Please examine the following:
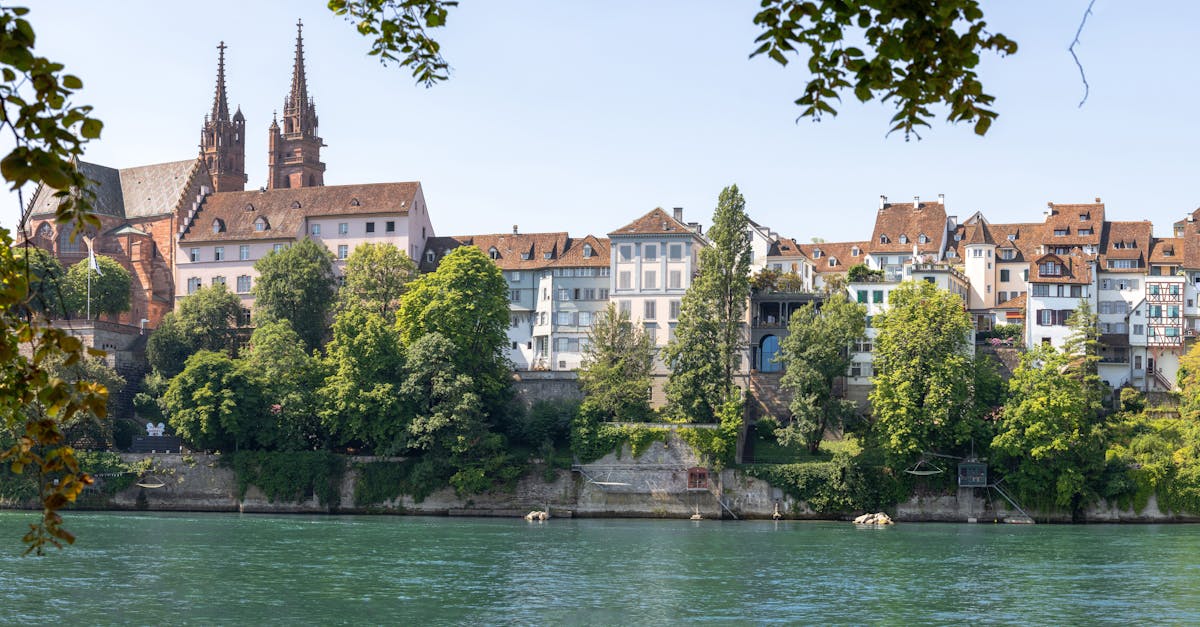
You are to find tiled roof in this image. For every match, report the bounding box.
[1097,220,1152,272]
[993,293,1026,310]
[990,223,1042,262]
[420,232,609,272]
[1030,252,1092,284]
[119,160,205,219]
[25,161,124,219]
[180,182,420,243]
[768,237,810,260]
[609,208,695,237]
[868,201,948,254]
[796,241,870,273]
[964,220,993,245]
[1149,237,1183,264]
[1041,201,1104,247]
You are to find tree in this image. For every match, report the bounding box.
[145,315,193,379]
[1178,341,1200,419]
[402,332,485,454]
[319,305,406,452]
[577,303,654,422]
[31,353,124,450]
[1063,301,1105,407]
[0,5,109,553]
[253,237,336,352]
[333,1,1017,137]
[847,263,883,283]
[776,293,866,453]
[395,246,511,407]
[869,280,980,466]
[162,350,271,452]
[663,184,752,421]
[242,320,326,450]
[145,285,242,378]
[62,254,130,319]
[991,344,1107,514]
[338,242,417,322]
[12,247,66,317]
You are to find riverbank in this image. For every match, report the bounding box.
[4,435,1198,523]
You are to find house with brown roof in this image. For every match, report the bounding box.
[420,229,610,370]
[867,194,954,280]
[1026,252,1097,349]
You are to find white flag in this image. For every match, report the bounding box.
[86,238,103,276]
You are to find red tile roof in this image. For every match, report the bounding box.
[993,293,1026,310]
[609,207,695,237]
[796,241,870,273]
[1041,201,1104,247]
[1030,252,1092,284]
[1149,237,1183,264]
[1098,220,1152,273]
[420,232,609,272]
[868,201,948,254]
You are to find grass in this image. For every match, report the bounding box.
[750,431,861,464]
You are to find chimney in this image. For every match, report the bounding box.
[673,207,684,222]
[879,195,887,210]
[1045,202,1053,217]
[938,193,944,205]
[513,224,518,235]
[1094,197,1102,203]
[688,222,702,235]
[913,195,920,208]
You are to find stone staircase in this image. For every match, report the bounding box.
[748,372,791,423]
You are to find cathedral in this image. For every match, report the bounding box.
[21,21,432,329]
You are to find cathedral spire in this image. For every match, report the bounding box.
[267,19,325,189]
[211,41,230,122]
[287,20,308,118]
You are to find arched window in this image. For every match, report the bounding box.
[851,246,861,257]
[899,234,908,244]
[880,234,889,244]
[212,218,224,234]
[350,198,361,207]
[918,233,928,244]
[812,248,822,258]
[255,216,269,232]
[291,201,302,209]
[488,247,499,260]
[36,222,52,241]
[582,244,593,258]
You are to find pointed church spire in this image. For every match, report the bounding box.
[268,19,325,189]
[211,41,230,122]
[286,20,309,121]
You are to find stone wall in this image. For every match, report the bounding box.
[512,370,583,408]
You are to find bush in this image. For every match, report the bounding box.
[1119,387,1146,413]
[353,457,450,506]
[227,451,345,507]
[745,447,906,514]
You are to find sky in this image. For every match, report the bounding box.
[3,1,1198,242]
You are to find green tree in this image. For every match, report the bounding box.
[1178,341,1200,419]
[162,350,271,452]
[0,5,109,552]
[395,245,511,408]
[253,237,336,352]
[30,353,124,450]
[577,303,654,422]
[13,246,66,317]
[62,254,130,319]
[402,332,485,454]
[847,263,883,283]
[776,293,866,453]
[664,184,752,422]
[991,344,1107,513]
[1063,301,1105,407]
[338,242,417,322]
[145,285,242,378]
[869,280,979,466]
[333,1,1017,136]
[242,320,327,450]
[319,305,406,452]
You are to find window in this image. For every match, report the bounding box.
[599,288,609,300]
[337,245,348,260]
[212,219,224,234]
[849,363,863,378]
[579,311,592,326]
[211,275,226,287]
[190,247,200,262]
[986,285,992,294]
[645,300,657,320]
[385,221,395,233]
[237,275,251,293]
[543,251,553,260]
[1108,259,1138,269]
[879,234,889,244]
[644,271,657,289]
[828,257,837,267]
[1000,269,1010,282]
[557,288,569,301]
[487,247,499,260]
[583,288,596,300]
[366,222,376,233]
[1053,228,1068,236]
[1134,324,1145,336]
[619,271,631,290]
[812,248,822,259]
[644,323,657,343]
[556,312,573,326]
[214,246,225,261]
[186,277,201,294]
[1039,262,1063,276]
[619,245,633,261]
[582,244,593,258]
[973,249,983,258]
[851,247,861,257]
[669,270,682,289]
[946,250,956,259]
[338,222,349,235]
[1078,228,1094,236]
[1032,284,1050,297]
[311,224,321,237]
[857,290,868,304]
[669,300,681,320]
[509,289,520,303]
[426,250,435,263]
[1079,213,1090,221]
[999,249,1016,260]
[872,290,884,304]
[644,245,657,261]
[899,235,908,244]
[997,291,1007,303]
[255,217,269,231]
[669,244,683,260]
[1008,233,1017,241]
[239,245,249,261]
[918,234,928,244]
[274,243,285,253]
[618,300,631,315]
[239,307,252,327]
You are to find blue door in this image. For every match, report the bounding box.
[759,335,781,372]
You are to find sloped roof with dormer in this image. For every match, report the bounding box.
[797,241,870,273]
[1149,237,1183,264]
[180,182,420,243]
[609,207,696,238]
[767,236,811,260]
[1030,252,1092,284]
[869,200,948,254]
[1041,201,1105,247]
[419,231,609,273]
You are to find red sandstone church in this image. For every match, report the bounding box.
[20,22,433,329]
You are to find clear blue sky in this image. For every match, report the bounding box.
[3,1,1197,241]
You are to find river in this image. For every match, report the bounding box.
[2,511,1197,624]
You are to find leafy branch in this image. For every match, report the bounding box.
[328,0,457,86]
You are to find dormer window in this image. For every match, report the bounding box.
[1054,228,1068,236]
[1008,233,1017,241]
[244,203,255,212]
[254,216,269,232]
[521,252,531,260]
[946,250,957,259]
[954,233,962,241]
[1039,261,1064,276]
[1078,228,1094,236]
[212,218,224,234]
[880,235,890,244]
[1079,213,1090,221]
[999,248,1016,261]
[488,247,500,260]
[291,201,302,209]
[918,234,928,244]
[350,198,361,207]
[1164,247,1175,257]
[543,251,553,260]
[426,251,435,263]
[851,246,861,257]
[899,235,908,244]
[812,248,822,258]
[828,257,837,267]
[582,244,593,258]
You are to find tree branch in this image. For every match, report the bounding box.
[1069,0,1097,108]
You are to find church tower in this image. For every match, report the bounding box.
[199,42,247,192]
[267,20,325,189]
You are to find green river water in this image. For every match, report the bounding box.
[1,511,1197,625]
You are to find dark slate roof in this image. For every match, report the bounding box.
[180,182,421,243]
[24,159,205,221]
[25,161,123,219]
